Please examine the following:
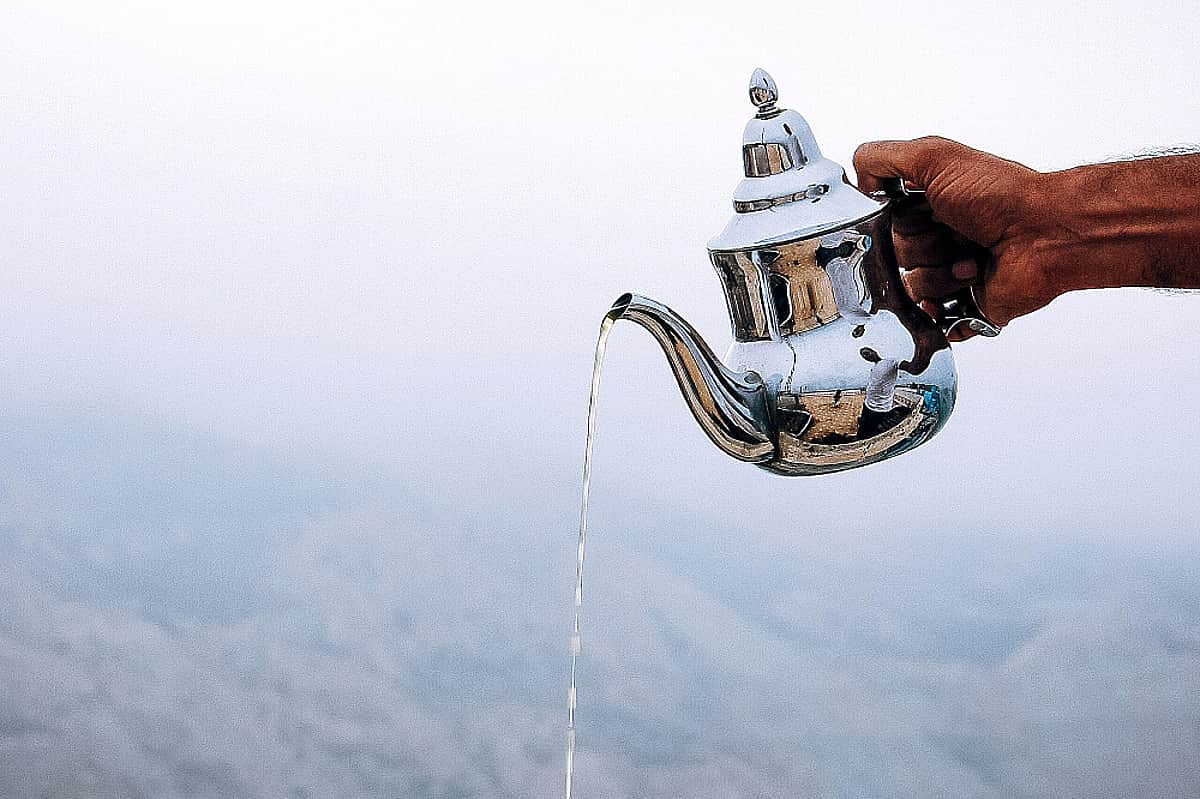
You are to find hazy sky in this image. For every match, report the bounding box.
[3,0,1199,511]
[2,1,1200,796]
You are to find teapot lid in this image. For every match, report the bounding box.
[707,68,885,252]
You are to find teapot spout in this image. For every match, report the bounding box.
[608,293,775,463]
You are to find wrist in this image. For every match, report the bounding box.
[1031,166,1144,295]
[1036,155,1200,293]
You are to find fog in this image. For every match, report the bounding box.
[2,0,1200,796]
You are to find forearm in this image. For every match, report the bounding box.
[1034,153,1200,294]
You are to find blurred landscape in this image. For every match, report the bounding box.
[3,397,1200,798]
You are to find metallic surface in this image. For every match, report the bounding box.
[608,294,774,463]
[610,69,1001,475]
[748,67,779,116]
[710,70,883,251]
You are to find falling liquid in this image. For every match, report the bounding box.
[565,310,617,799]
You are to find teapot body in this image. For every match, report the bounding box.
[609,69,997,475]
[710,205,957,475]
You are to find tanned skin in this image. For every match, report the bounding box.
[852,137,1200,339]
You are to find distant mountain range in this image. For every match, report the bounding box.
[1,399,1199,797]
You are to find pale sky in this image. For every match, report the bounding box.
[6,0,1196,534]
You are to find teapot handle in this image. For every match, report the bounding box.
[873,177,1002,338]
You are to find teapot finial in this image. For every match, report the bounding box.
[749,68,779,117]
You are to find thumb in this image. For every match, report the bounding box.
[852,136,968,194]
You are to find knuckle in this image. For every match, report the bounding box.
[851,141,880,169]
[913,135,962,164]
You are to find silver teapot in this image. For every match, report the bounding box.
[610,69,999,475]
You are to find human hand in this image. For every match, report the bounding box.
[853,137,1057,339]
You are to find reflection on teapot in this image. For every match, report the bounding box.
[609,68,1000,475]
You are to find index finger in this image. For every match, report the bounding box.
[852,136,965,195]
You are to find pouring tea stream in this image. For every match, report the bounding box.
[564,68,1001,799]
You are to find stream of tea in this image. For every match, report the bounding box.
[564,310,616,799]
